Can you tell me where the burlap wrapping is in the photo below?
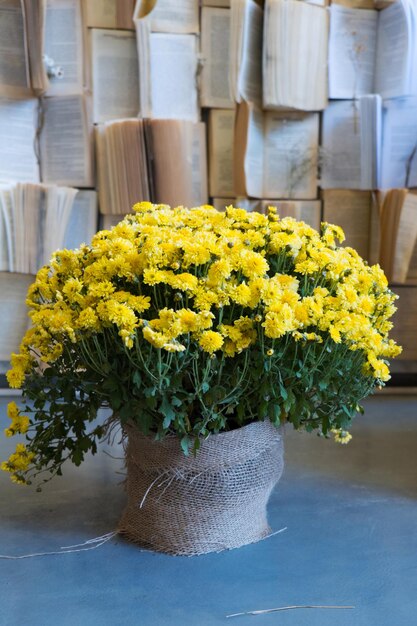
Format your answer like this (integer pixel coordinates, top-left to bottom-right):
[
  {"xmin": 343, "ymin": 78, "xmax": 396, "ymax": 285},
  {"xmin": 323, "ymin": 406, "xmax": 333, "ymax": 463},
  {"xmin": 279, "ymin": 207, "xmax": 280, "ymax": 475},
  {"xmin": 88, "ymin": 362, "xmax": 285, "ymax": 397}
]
[{"xmin": 118, "ymin": 420, "xmax": 284, "ymax": 556}]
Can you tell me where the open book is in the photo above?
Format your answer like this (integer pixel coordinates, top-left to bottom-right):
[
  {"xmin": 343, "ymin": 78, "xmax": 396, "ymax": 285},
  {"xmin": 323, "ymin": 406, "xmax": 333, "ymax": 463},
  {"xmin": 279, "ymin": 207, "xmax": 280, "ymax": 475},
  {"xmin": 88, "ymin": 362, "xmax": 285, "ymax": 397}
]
[
  {"xmin": 208, "ymin": 109, "xmax": 235, "ymax": 198},
  {"xmin": 134, "ymin": 24, "xmax": 199, "ymax": 120},
  {"xmin": 263, "ymin": 0, "xmax": 328, "ymax": 111},
  {"xmin": 83, "ymin": 0, "xmax": 135, "ymax": 29},
  {"xmin": 322, "ymin": 96, "xmax": 417, "ymax": 190},
  {"xmin": 0, "ymin": 183, "xmax": 96, "ymax": 274},
  {"xmin": 200, "ymin": 6, "xmax": 233, "ymax": 109},
  {"xmin": 229, "ymin": 0, "xmax": 263, "ymax": 106},
  {"xmin": 90, "ymin": 28, "xmax": 139, "ymax": 123},
  {"xmin": 44, "ymin": 0, "xmax": 85, "ymax": 96},
  {"xmin": 329, "ymin": 0, "xmax": 417, "ymax": 99},
  {"xmin": 96, "ymin": 118, "xmax": 208, "ymax": 214},
  {"xmin": 234, "ymin": 102, "xmax": 319, "ymax": 199},
  {"xmin": 0, "ymin": 95, "xmax": 93, "ymax": 188},
  {"xmin": 322, "ymin": 189, "xmax": 379, "ymax": 263},
  {"xmin": 389, "ymin": 285, "xmax": 417, "ymax": 359},
  {"xmin": 377, "ymin": 189, "xmax": 417, "ymax": 283},
  {"xmin": 0, "ymin": 0, "xmax": 49, "ymax": 97}
]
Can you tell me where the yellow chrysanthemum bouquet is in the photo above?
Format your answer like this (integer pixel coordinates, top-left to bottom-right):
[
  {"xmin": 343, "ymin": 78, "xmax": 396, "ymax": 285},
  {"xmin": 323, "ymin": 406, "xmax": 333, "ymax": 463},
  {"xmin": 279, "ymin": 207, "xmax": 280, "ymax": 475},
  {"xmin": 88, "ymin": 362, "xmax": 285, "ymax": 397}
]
[{"xmin": 2, "ymin": 203, "xmax": 401, "ymax": 485}]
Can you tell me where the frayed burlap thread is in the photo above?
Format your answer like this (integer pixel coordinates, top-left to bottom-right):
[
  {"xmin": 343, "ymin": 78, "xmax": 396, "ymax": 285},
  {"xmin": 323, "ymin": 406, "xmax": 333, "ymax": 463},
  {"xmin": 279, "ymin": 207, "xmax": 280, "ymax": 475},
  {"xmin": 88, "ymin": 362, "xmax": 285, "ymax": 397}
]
[{"xmin": 118, "ymin": 420, "xmax": 284, "ymax": 556}]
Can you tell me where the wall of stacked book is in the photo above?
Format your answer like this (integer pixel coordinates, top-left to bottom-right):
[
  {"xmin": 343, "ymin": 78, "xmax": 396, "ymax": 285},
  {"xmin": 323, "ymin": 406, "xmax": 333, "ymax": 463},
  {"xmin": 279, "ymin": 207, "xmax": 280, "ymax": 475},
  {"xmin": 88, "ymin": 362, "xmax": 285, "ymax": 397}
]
[{"xmin": 0, "ymin": 0, "xmax": 416, "ymax": 374}]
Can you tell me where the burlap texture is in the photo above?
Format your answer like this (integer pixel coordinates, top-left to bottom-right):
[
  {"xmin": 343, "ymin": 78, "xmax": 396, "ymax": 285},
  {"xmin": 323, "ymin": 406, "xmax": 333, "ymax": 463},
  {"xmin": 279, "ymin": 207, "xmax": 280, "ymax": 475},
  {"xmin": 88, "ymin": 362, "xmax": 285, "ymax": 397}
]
[{"xmin": 118, "ymin": 420, "xmax": 284, "ymax": 556}]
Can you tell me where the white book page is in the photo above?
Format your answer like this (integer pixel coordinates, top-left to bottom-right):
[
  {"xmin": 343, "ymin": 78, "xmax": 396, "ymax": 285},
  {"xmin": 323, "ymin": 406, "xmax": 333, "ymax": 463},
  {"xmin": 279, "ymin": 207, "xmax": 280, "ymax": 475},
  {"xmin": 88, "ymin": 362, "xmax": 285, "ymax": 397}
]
[
  {"xmin": 244, "ymin": 107, "xmax": 264, "ymax": 198},
  {"xmin": 328, "ymin": 5, "xmax": 378, "ymax": 99},
  {"xmin": 64, "ymin": 190, "xmax": 98, "ymax": 249},
  {"xmin": 91, "ymin": 29, "xmax": 139, "ymax": 123},
  {"xmin": 190, "ymin": 123, "xmax": 208, "ymax": 206},
  {"xmin": 12, "ymin": 183, "xmax": 43, "ymax": 273},
  {"xmin": 42, "ymin": 186, "xmax": 78, "ymax": 265},
  {"xmin": 263, "ymin": 0, "xmax": 328, "ymax": 111},
  {"xmin": 146, "ymin": 0, "xmax": 199, "ymax": 34},
  {"xmin": 263, "ymin": 112, "xmax": 319, "ymax": 199},
  {"xmin": 200, "ymin": 8, "xmax": 233, "ymax": 108},
  {"xmin": 0, "ymin": 98, "xmax": 39, "ymax": 183},
  {"xmin": 238, "ymin": 0, "xmax": 263, "ymax": 105},
  {"xmin": 0, "ymin": 0, "xmax": 30, "ymax": 96},
  {"xmin": 0, "ymin": 185, "xmax": 13, "ymax": 270},
  {"xmin": 380, "ymin": 97, "xmax": 417, "ymax": 188},
  {"xmin": 209, "ymin": 109, "xmax": 235, "ymax": 197},
  {"xmin": 0, "ymin": 272, "xmax": 33, "ymax": 361},
  {"xmin": 40, "ymin": 96, "xmax": 93, "ymax": 187},
  {"xmin": 45, "ymin": 0, "xmax": 84, "ymax": 96},
  {"xmin": 374, "ymin": 1, "xmax": 410, "ymax": 98},
  {"xmin": 321, "ymin": 100, "xmax": 362, "ymax": 189},
  {"xmin": 149, "ymin": 33, "xmax": 198, "ymax": 121}
]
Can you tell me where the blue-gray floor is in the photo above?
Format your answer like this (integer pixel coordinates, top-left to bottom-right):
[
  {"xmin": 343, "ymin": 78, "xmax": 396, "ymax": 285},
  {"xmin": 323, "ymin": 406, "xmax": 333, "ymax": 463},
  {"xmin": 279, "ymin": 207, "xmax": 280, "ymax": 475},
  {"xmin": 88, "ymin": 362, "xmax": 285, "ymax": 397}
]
[{"xmin": 1, "ymin": 393, "xmax": 417, "ymax": 626}]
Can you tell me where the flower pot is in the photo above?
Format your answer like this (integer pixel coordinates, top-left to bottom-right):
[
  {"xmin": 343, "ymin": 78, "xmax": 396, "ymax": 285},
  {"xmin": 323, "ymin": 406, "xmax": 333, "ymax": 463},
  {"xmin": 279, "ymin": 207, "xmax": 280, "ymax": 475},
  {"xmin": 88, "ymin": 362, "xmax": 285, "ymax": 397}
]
[{"xmin": 118, "ymin": 420, "xmax": 284, "ymax": 556}]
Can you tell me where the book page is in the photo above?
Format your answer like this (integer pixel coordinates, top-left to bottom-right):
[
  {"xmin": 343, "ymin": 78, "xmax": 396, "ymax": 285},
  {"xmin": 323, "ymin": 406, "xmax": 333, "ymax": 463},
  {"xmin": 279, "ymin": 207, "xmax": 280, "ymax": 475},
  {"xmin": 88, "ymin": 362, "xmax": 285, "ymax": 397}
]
[
  {"xmin": 91, "ymin": 29, "xmax": 139, "ymax": 123},
  {"xmin": 149, "ymin": 33, "xmax": 199, "ymax": 121},
  {"xmin": 40, "ymin": 96, "xmax": 94, "ymax": 187},
  {"xmin": 139, "ymin": 0, "xmax": 199, "ymax": 33},
  {"xmin": 0, "ymin": 98, "xmax": 39, "ymax": 183},
  {"xmin": 45, "ymin": 0, "xmax": 84, "ymax": 96},
  {"xmin": 243, "ymin": 105, "xmax": 264, "ymax": 198},
  {"xmin": 380, "ymin": 97, "xmax": 417, "ymax": 189},
  {"xmin": 263, "ymin": 0, "xmax": 328, "ymax": 111},
  {"xmin": 238, "ymin": 0, "xmax": 263, "ymax": 105},
  {"xmin": 84, "ymin": 0, "xmax": 117, "ymax": 27},
  {"xmin": 263, "ymin": 112, "xmax": 319, "ymax": 199},
  {"xmin": 200, "ymin": 8, "xmax": 233, "ymax": 108},
  {"xmin": 322, "ymin": 189, "xmax": 373, "ymax": 260},
  {"xmin": 374, "ymin": 0, "xmax": 410, "ymax": 98},
  {"xmin": 328, "ymin": 5, "xmax": 377, "ymax": 99},
  {"xmin": 0, "ymin": 272, "xmax": 33, "ymax": 361},
  {"xmin": 63, "ymin": 190, "xmax": 98, "ymax": 249},
  {"xmin": 208, "ymin": 109, "xmax": 235, "ymax": 197},
  {"xmin": 150, "ymin": 120, "xmax": 208, "ymax": 207},
  {"xmin": 321, "ymin": 100, "xmax": 363, "ymax": 189},
  {"xmin": 0, "ymin": 0, "xmax": 30, "ymax": 96},
  {"xmin": 0, "ymin": 186, "xmax": 13, "ymax": 270},
  {"xmin": 42, "ymin": 185, "xmax": 78, "ymax": 266},
  {"xmin": 391, "ymin": 192, "xmax": 417, "ymax": 283}
]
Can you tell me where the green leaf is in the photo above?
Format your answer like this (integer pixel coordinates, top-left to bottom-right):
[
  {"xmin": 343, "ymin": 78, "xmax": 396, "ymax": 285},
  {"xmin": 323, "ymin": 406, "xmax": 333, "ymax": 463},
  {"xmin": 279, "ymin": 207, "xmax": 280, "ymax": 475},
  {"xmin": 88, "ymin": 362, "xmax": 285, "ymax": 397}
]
[
  {"xmin": 180, "ymin": 435, "xmax": 191, "ymax": 456},
  {"xmin": 132, "ymin": 371, "xmax": 142, "ymax": 387},
  {"xmin": 201, "ymin": 382, "xmax": 210, "ymax": 393},
  {"xmin": 160, "ymin": 395, "xmax": 175, "ymax": 429}
]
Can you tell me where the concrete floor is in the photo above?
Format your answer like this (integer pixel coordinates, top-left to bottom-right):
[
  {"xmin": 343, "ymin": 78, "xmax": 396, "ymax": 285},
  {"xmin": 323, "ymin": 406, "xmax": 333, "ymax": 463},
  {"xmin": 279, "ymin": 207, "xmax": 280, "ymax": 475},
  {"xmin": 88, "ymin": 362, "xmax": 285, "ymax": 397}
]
[{"xmin": 0, "ymin": 393, "xmax": 416, "ymax": 626}]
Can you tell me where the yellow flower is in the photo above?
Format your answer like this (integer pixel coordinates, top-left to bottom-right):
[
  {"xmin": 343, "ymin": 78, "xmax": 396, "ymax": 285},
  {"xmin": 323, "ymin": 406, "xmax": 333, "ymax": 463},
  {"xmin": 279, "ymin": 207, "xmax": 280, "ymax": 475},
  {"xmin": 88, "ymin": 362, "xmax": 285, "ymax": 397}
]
[
  {"xmin": 7, "ymin": 402, "xmax": 19, "ymax": 420},
  {"xmin": 331, "ymin": 429, "xmax": 352, "ymax": 444},
  {"xmin": 239, "ymin": 250, "xmax": 269, "ymax": 279},
  {"xmin": 198, "ymin": 331, "xmax": 224, "ymax": 353}
]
